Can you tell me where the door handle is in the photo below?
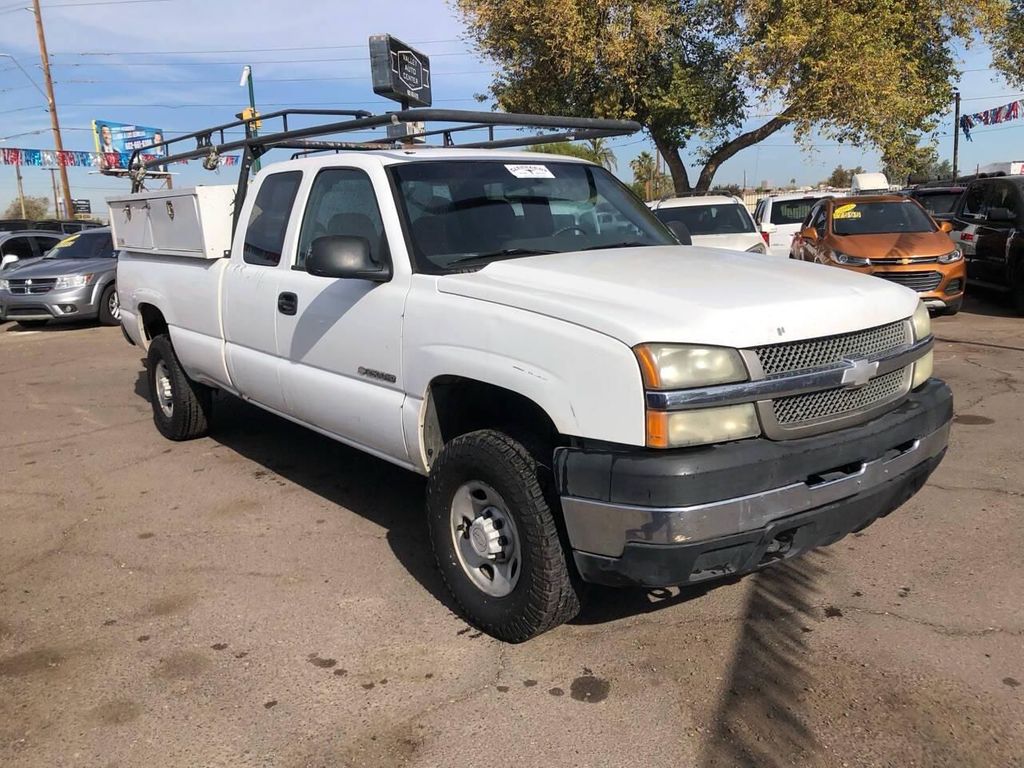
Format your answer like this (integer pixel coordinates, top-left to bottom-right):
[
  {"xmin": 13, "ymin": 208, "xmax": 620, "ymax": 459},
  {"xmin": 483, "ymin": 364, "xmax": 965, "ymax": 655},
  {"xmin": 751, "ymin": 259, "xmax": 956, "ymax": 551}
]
[{"xmin": 277, "ymin": 292, "xmax": 297, "ymax": 315}]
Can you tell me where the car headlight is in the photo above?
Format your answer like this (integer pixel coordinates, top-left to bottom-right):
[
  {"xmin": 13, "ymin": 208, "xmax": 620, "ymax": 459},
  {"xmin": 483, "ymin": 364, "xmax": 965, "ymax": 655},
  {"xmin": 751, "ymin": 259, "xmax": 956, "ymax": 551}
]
[
  {"xmin": 646, "ymin": 404, "xmax": 760, "ymax": 448},
  {"xmin": 0, "ymin": 279, "xmax": 8, "ymax": 291},
  {"xmin": 912, "ymin": 350, "xmax": 933, "ymax": 389},
  {"xmin": 745, "ymin": 242, "xmax": 768, "ymax": 254},
  {"xmin": 634, "ymin": 344, "xmax": 748, "ymax": 389},
  {"xmin": 911, "ymin": 301, "xmax": 931, "ymax": 340},
  {"xmin": 937, "ymin": 249, "xmax": 962, "ymax": 263},
  {"xmin": 54, "ymin": 274, "xmax": 94, "ymax": 289},
  {"xmin": 831, "ymin": 250, "xmax": 871, "ymax": 266}
]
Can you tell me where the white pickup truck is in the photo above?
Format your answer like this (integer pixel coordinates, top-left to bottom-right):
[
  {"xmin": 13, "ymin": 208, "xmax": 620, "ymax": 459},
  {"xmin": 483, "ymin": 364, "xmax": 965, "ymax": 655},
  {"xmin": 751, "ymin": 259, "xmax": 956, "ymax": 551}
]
[{"xmin": 113, "ymin": 110, "xmax": 952, "ymax": 642}]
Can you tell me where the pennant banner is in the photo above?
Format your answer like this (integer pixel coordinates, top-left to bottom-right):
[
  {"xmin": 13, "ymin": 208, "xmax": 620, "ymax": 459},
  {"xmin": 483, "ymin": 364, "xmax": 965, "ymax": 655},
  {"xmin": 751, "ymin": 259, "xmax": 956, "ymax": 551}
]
[
  {"xmin": 0, "ymin": 147, "xmax": 239, "ymax": 168},
  {"xmin": 960, "ymin": 99, "xmax": 1024, "ymax": 142}
]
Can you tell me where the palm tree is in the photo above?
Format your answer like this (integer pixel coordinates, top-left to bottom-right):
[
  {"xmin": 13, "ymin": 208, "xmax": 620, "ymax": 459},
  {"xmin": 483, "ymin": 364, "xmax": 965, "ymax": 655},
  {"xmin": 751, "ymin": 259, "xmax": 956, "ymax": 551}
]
[
  {"xmin": 586, "ymin": 138, "xmax": 617, "ymax": 171},
  {"xmin": 630, "ymin": 151, "xmax": 656, "ymax": 185}
]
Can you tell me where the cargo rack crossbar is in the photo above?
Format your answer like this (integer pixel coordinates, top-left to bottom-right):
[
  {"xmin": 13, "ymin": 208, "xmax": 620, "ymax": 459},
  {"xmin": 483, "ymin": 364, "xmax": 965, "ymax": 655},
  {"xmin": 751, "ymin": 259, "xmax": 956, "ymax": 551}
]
[{"xmin": 127, "ymin": 108, "xmax": 641, "ymax": 231}]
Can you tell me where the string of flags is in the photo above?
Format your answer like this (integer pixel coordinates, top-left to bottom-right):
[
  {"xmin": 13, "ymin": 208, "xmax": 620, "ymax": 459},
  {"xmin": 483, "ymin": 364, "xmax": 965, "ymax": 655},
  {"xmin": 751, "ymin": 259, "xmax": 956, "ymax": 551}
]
[
  {"xmin": 959, "ymin": 99, "xmax": 1023, "ymax": 141},
  {"xmin": 0, "ymin": 147, "xmax": 239, "ymax": 169}
]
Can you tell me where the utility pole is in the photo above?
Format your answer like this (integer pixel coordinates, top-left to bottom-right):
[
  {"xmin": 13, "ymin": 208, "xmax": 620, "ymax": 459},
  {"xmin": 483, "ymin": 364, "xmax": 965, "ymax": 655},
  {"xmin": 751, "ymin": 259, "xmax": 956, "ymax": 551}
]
[
  {"xmin": 32, "ymin": 0, "xmax": 73, "ymax": 219},
  {"xmin": 15, "ymin": 164, "xmax": 27, "ymax": 218},
  {"xmin": 952, "ymin": 89, "xmax": 961, "ymax": 181}
]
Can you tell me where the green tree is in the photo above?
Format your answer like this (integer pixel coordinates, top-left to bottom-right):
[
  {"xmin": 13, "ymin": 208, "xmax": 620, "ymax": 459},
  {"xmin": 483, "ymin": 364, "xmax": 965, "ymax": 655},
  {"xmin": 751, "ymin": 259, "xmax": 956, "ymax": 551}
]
[
  {"xmin": 825, "ymin": 165, "xmax": 865, "ymax": 188},
  {"xmin": 2, "ymin": 196, "xmax": 49, "ymax": 220},
  {"xmin": 454, "ymin": 0, "xmax": 1014, "ymax": 194},
  {"xmin": 527, "ymin": 137, "xmax": 618, "ymax": 170},
  {"xmin": 882, "ymin": 142, "xmax": 955, "ymax": 184},
  {"xmin": 990, "ymin": 1, "xmax": 1024, "ymax": 86}
]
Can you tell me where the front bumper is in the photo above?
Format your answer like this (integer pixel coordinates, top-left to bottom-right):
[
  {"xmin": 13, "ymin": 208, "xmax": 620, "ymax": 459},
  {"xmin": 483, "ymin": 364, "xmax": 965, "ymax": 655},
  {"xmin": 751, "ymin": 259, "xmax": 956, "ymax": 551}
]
[
  {"xmin": 554, "ymin": 379, "xmax": 952, "ymax": 587},
  {"xmin": 0, "ymin": 283, "xmax": 103, "ymax": 322}
]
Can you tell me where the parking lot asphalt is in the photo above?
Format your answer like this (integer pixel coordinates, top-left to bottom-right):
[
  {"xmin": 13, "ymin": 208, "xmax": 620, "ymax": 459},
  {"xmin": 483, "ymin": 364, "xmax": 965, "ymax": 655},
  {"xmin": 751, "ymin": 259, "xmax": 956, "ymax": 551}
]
[{"xmin": 1, "ymin": 293, "xmax": 1022, "ymax": 768}]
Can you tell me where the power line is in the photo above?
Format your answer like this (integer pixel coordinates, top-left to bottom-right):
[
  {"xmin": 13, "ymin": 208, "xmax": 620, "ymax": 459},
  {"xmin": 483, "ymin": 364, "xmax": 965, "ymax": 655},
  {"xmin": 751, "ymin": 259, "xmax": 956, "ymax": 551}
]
[
  {"xmin": 56, "ymin": 97, "xmax": 482, "ymax": 107},
  {"xmin": 53, "ymin": 51, "xmax": 476, "ymax": 67},
  {"xmin": 51, "ymin": 38, "xmax": 465, "ymax": 56},
  {"xmin": 57, "ymin": 69, "xmax": 493, "ymax": 84}
]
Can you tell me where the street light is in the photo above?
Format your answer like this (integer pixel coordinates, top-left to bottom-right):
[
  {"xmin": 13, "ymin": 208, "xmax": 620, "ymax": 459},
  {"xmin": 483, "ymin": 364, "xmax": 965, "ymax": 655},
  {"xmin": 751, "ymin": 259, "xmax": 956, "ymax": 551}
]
[{"xmin": 240, "ymin": 64, "xmax": 260, "ymax": 172}]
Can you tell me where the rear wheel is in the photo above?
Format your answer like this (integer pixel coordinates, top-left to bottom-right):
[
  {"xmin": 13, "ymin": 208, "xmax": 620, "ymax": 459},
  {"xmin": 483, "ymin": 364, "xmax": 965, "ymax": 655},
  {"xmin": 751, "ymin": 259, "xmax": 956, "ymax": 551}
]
[
  {"xmin": 426, "ymin": 429, "xmax": 581, "ymax": 642},
  {"xmin": 145, "ymin": 334, "xmax": 212, "ymax": 440},
  {"xmin": 98, "ymin": 283, "xmax": 120, "ymax": 326}
]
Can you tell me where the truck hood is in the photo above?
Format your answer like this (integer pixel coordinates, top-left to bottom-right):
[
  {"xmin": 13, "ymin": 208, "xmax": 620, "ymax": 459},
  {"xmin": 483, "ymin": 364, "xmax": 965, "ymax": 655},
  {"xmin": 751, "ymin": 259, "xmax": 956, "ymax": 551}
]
[
  {"xmin": 437, "ymin": 245, "xmax": 918, "ymax": 348},
  {"xmin": 4, "ymin": 257, "xmax": 115, "ymax": 279}
]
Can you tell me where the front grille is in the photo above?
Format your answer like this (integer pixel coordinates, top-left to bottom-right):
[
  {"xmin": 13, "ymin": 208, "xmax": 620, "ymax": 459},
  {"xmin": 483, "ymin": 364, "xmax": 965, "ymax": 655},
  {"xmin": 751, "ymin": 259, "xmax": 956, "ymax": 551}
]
[
  {"xmin": 772, "ymin": 368, "xmax": 908, "ymax": 425},
  {"xmin": 871, "ymin": 256, "xmax": 939, "ymax": 265},
  {"xmin": 754, "ymin": 321, "xmax": 909, "ymax": 376},
  {"xmin": 9, "ymin": 278, "xmax": 56, "ymax": 295},
  {"xmin": 878, "ymin": 271, "xmax": 943, "ymax": 292}
]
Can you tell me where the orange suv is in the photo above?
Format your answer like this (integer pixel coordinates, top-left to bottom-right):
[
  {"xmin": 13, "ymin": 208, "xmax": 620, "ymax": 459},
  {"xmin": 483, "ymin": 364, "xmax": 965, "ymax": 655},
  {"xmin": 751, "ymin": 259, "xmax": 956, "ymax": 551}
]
[{"xmin": 791, "ymin": 195, "xmax": 966, "ymax": 315}]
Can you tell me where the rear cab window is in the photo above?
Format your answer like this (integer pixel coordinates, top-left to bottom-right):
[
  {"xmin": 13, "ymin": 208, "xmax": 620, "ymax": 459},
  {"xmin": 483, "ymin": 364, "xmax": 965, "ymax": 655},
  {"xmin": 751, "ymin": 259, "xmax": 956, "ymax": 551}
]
[{"xmin": 243, "ymin": 171, "xmax": 303, "ymax": 266}]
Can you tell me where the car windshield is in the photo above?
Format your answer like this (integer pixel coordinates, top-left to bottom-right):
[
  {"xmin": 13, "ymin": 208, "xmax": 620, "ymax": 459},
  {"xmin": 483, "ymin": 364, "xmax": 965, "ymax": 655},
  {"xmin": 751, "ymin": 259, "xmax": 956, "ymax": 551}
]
[
  {"xmin": 42, "ymin": 232, "xmax": 114, "ymax": 259},
  {"xmin": 653, "ymin": 203, "xmax": 755, "ymax": 236},
  {"xmin": 389, "ymin": 160, "xmax": 676, "ymax": 273},
  {"xmin": 831, "ymin": 201, "xmax": 936, "ymax": 236},
  {"xmin": 914, "ymin": 192, "xmax": 961, "ymax": 215},
  {"xmin": 770, "ymin": 198, "xmax": 825, "ymax": 225}
]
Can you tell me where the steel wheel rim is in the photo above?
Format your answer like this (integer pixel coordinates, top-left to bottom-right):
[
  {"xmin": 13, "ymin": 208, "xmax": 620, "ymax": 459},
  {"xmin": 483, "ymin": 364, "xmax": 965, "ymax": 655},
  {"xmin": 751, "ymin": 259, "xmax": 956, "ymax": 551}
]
[
  {"xmin": 108, "ymin": 289, "xmax": 120, "ymax": 320},
  {"xmin": 450, "ymin": 480, "xmax": 521, "ymax": 598},
  {"xmin": 154, "ymin": 360, "xmax": 174, "ymax": 418}
]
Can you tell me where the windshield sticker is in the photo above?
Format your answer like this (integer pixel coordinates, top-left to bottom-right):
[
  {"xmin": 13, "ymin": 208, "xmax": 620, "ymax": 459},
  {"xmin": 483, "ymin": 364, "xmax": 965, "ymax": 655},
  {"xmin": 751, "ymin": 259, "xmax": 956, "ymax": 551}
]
[
  {"xmin": 55, "ymin": 235, "xmax": 80, "ymax": 248},
  {"xmin": 504, "ymin": 164, "xmax": 555, "ymax": 179},
  {"xmin": 833, "ymin": 203, "xmax": 862, "ymax": 220}
]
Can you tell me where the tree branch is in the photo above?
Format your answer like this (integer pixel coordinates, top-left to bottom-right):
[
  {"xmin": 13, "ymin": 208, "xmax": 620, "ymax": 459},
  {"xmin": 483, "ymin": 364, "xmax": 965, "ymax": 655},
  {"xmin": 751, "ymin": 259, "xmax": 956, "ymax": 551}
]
[{"xmin": 696, "ymin": 111, "xmax": 795, "ymax": 191}]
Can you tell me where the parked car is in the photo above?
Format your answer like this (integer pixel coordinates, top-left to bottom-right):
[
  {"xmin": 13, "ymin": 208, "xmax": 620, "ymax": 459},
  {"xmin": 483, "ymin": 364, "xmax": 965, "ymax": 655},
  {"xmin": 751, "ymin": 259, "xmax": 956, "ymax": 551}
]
[
  {"xmin": 0, "ymin": 218, "xmax": 104, "ymax": 235},
  {"xmin": 0, "ymin": 230, "xmax": 64, "ymax": 269},
  {"xmin": 0, "ymin": 227, "xmax": 119, "ymax": 328},
  {"xmin": 906, "ymin": 185, "xmax": 965, "ymax": 222},
  {"xmin": 753, "ymin": 192, "xmax": 842, "ymax": 257},
  {"xmin": 650, "ymin": 195, "xmax": 766, "ymax": 253},
  {"xmin": 851, "ymin": 172, "xmax": 891, "ymax": 194},
  {"xmin": 791, "ymin": 195, "xmax": 965, "ymax": 315},
  {"xmin": 948, "ymin": 174, "xmax": 1024, "ymax": 311},
  {"xmin": 112, "ymin": 110, "xmax": 950, "ymax": 642}
]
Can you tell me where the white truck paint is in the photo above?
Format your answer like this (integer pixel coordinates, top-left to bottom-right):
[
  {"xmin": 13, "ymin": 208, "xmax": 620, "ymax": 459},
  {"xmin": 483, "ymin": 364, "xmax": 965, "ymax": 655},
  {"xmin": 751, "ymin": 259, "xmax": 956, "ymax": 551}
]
[{"xmin": 114, "ymin": 146, "xmax": 950, "ymax": 642}]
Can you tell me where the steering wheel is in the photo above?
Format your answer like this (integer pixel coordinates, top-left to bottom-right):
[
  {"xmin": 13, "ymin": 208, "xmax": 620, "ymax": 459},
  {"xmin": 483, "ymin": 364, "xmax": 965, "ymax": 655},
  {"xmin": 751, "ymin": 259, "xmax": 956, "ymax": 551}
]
[{"xmin": 553, "ymin": 225, "xmax": 588, "ymax": 238}]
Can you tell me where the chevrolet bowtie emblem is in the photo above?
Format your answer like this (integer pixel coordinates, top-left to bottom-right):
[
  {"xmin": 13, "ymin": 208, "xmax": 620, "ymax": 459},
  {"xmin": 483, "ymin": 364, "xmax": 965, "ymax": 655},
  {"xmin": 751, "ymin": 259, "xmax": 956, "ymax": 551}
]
[
  {"xmin": 25, "ymin": 279, "xmax": 32, "ymax": 285},
  {"xmin": 841, "ymin": 358, "xmax": 879, "ymax": 388}
]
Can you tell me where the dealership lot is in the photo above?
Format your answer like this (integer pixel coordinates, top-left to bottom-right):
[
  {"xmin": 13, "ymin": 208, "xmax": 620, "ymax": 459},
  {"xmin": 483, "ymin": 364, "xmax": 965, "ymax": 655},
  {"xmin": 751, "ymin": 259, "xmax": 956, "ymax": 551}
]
[{"xmin": 1, "ymin": 296, "xmax": 1022, "ymax": 768}]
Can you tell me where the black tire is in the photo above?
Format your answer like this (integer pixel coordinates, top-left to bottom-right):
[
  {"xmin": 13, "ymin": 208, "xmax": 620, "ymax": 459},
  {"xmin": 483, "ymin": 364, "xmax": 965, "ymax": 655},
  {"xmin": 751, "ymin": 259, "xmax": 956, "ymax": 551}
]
[
  {"xmin": 16, "ymin": 320, "xmax": 48, "ymax": 328},
  {"xmin": 97, "ymin": 283, "xmax": 119, "ymax": 326},
  {"xmin": 1011, "ymin": 274, "xmax": 1024, "ymax": 316},
  {"xmin": 146, "ymin": 334, "xmax": 212, "ymax": 440},
  {"xmin": 426, "ymin": 429, "xmax": 581, "ymax": 642}
]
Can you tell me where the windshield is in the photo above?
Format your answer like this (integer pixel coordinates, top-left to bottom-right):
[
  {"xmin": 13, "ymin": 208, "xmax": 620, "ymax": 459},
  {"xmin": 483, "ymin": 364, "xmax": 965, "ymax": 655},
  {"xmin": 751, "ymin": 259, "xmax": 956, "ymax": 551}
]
[
  {"xmin": 913, "ymin": 192, "xmax": 961, "ymax": 215},
  {"xmin": 770, "ymin": 198, "xmax": 826, "ymax": 226},
  {"xmin": 831, "ymin": 201, "xmax": 936, "ymax": 236},
  {"xmin": 43, "ymin": 231, "xmax": 114, "ymax": 259},
  {"xmin": 389, "ymin": 160, "xmax": 676, "ymax": 273},
  {"xmin": 653, "ymin": 203, "xmax": 755, "ymax": 236}
]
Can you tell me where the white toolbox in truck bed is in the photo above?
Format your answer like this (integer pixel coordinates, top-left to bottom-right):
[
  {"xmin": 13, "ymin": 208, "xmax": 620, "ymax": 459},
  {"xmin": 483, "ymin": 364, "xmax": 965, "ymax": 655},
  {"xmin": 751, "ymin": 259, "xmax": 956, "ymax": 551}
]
[{"xmin": 107, "ymin": 185, "xmax": 235, "ymax": 259}]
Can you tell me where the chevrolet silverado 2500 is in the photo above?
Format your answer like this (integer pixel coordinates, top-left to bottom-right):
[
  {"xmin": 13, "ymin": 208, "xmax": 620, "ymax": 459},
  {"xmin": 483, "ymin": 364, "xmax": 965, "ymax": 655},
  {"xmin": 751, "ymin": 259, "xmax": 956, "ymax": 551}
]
[{"xmin": 112, "ymin": 110, "xmax": 952, "ymax": 642}]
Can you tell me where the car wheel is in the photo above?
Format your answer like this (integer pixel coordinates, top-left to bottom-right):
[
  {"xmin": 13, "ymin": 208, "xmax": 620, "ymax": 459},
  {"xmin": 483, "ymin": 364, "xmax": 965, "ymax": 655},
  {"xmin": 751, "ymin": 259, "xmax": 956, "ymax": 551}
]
[
  {"xmin": 426, "ymin": 429, "xmax": 581, "ymax": 642},
  {"xmin": 98, "ymin": 283, "xmax": 120, "ymax": 326},
  {"xmin": 15, "ymin": 320, "xmax": 48, "ymax": 329},
  {"xmin": 1011, "ymin": 274, "xmax": 1024, "ymax": 316},
  {"xmin": 146, "ymin": 334, "xmax": 212, "ymax": 440}
]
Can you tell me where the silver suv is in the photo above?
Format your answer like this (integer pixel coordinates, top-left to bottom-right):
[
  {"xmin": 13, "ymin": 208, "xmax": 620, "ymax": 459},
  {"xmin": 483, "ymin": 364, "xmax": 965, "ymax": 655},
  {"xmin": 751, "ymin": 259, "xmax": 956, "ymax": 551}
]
[{"xmin": 0, "ymin": 228, "xmax": 119, "ymax": 328}]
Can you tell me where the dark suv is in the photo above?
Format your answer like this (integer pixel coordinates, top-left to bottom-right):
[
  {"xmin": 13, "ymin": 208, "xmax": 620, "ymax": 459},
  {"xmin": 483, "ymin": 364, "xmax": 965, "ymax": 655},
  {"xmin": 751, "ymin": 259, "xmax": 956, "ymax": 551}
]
[{"xmin": 949, "ymin": 176, "xmax": 1024, "ymax": 311}]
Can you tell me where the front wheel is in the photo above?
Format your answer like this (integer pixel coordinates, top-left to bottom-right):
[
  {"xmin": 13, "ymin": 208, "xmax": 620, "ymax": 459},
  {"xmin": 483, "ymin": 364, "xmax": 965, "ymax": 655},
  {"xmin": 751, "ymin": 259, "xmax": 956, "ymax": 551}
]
[
  {"xmin": 426, "ymin": 430, "xmax": 581, "ymax": 642},
  {"xmin": 97, "ymin": 283, "xmax": 120, "ymax": 326},
  {"xmin": 146, "ymin": 334, "xmax": 212, "ymax": 440}
]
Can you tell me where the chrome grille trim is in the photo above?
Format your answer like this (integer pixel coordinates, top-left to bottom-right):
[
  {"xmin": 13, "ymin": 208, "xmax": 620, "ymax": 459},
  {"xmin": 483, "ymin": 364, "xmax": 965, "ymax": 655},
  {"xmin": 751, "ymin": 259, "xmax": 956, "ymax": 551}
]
[{"xmin": 754, "ymin": 321, "xmax": 910, "ymax": 376}]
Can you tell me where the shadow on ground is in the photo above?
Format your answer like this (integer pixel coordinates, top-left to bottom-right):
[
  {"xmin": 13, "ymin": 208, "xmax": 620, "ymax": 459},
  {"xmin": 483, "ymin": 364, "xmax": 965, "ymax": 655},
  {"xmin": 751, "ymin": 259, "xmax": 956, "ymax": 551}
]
[{"xmin": 697, "ymin": 551, "xmax": 828, "ymax": 768}]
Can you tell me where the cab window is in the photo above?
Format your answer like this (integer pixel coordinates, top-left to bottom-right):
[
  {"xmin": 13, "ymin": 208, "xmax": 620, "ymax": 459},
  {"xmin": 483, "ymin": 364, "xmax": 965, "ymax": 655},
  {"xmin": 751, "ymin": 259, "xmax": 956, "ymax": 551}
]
[
  {"xmin": 295, "ymin": 168, "xmax": 388, "ymax": 269},
  {"xmin": 243, "ymin": 171, "xmax": 302, "ymax": 266}
]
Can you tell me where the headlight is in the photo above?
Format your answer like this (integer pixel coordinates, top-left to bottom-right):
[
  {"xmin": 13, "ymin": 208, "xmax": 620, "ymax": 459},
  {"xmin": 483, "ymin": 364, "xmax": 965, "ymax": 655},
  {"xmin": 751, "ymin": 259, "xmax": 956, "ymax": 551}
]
[
  {"xmin": 634, "ymin": 344, "xmax": 747, "ymax": 389},
  {"xmin": 912, "ymin": 350, "xmax": 933, "ymax": 389},
  {"xmin": 0, "ymin": 279, "xmax": 8, "ymax": 291},
  {"xmin": 831, "ymin": 250, "xmax": 871, "ymax": 266},
  {"xmin": 911, "ymin": 301, "xmax": 931, "ymax": 340},
  {"xmin": 646, "ymin": 404, "xmax": 760, "ymax": 448},
  {"xmin": 937, "ymin": 249, "xmax": 962, "ymax": 263},
  {"xmin": 54, "ymin": 274, "xmax": 94, "ymax": 289},
  {"xmin": 745, "ymin": 242, "xmax": 768, "ymax": 254}
]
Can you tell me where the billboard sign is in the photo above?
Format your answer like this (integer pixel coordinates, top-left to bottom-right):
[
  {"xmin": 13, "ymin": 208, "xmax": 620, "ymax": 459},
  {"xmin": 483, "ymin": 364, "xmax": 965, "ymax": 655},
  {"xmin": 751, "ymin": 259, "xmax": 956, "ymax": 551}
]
[
  {"xmin": 369, "ymin": 34, "xmax": 432, "ymax": 107},
  {"xmin": 92, "ymin": 120, "xmax": 165, "ymax": 156},
  {"xmin": 72, "ymin": 199, "xmax": 91, "ymax": 216}
]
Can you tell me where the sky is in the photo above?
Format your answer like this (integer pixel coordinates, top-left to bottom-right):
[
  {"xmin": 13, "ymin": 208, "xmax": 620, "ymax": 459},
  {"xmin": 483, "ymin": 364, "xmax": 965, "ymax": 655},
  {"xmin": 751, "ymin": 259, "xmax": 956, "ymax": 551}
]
[{"xmin": 0, "ymin": 0, "xmax": 1021, "ymax": 217}]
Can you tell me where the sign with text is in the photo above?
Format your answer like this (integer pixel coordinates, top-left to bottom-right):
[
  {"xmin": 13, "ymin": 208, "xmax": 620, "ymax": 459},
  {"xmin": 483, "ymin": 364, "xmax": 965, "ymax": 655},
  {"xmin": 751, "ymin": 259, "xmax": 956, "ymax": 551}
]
[
  {"xmin": 369, "ymin": 34, "xmax": 432, "ymax": 107},
  {"xmin": 92, "ymin": 120, "xmax": 165, "ymax": 156},
  {"xmin": 72, "ymin": 199, "xmax": 91, "ymax": 215}
]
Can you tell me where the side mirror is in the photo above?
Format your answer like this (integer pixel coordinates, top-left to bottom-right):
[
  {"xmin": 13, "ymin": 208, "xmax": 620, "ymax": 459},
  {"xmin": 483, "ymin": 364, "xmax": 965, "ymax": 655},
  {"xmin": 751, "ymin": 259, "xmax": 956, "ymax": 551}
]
[
  {"xmin": 665, "ymin": 220, "xmax": 692, "ymax": 245},
  {"xmin": 986, "ymin": 207, "xmax": 1015, "ymax": 223},
  {"xmin": 306, "ymin": 235, "xmax": 391, "ymax": 282},
  {"xmin": 1, "ymin": 254, "xmax": 19, "ymax": 270},
  {"xmin": 938, "ymin": 221, "xmax": 953, "ymax": 233},
  {"xmin": 799, "ymin": 227, "xmax": 819, "ymax": 242}
]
